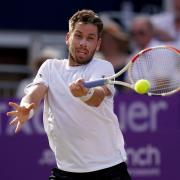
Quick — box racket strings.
[129,47,180,95]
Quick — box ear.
[65,32,70,46]
[96,38,102,51]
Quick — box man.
[130,15,162,53]
[95,18,130,92]
[7,10,131,180]
[151,0,180,47]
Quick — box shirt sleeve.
[89,60,116,96]
[24,59,51,94]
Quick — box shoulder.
[41,58,66,68]
[151,12,173,25]
[90,58,113,68]
[148,39,164,47]
[43,58,65,64]
[89,58,115,75]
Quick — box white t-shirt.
[26,58,127,172]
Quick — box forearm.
[20,94,38,110]
[84,86,111,107]
[69,79,111,107]
[20,84,48,110]
[7,84,47,133]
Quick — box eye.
[75,34,82,39]
[87,36,94,41]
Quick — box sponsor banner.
[114,93,180,180]
[0,94,179,180]
[0,98,56,180]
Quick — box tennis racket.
[84,45,180,96]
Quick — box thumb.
[76,78,84,84]
[27,103,35,111]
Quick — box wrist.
[101,86,111,96]
[20,102,31,108]
[20,102,35,119]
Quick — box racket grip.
[84,79,107,88]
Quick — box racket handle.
[84,79,107,88]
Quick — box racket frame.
[84,45,180,96]
[128,46,180,96]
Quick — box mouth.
[77,49,88,56]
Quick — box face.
[173,0,180,13]
[131,21,153,49]
[66,22,101,66]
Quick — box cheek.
[69,41,77,56]
[70,38,78,48]
[67,38,74,50]
[68,44,74,54]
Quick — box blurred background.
[0,0,179,179]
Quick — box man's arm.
[7,84,48,133]
[69,79,111,107]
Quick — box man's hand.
[7,102,35,133]
[69,78,111,107]
[69,78,89,97]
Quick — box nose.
[79,39,87,47]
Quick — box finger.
[76,80,85,88]
[6,111,17,116]
[75,80,87,90]
[69,82,74,90]
[15,121,23,134]
[77,85,86,93]
[27,103,35,111]
[74,84,81,91]
[8,102,20,109]
[77,83,88,94]
[9,117,18,125]
[70,83,80,91]
[78,83,87,91]
[76,78,84,84]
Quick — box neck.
[68,54,81,67]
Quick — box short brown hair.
[69,9,103,38]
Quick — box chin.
[78,58,92,65]
[76,55,92,64]
[70,53,93,65]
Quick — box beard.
[69,49,96,66]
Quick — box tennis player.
[7,9,132,180]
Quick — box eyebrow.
[75,30,97,37]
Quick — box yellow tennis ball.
[134,79,151,94]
